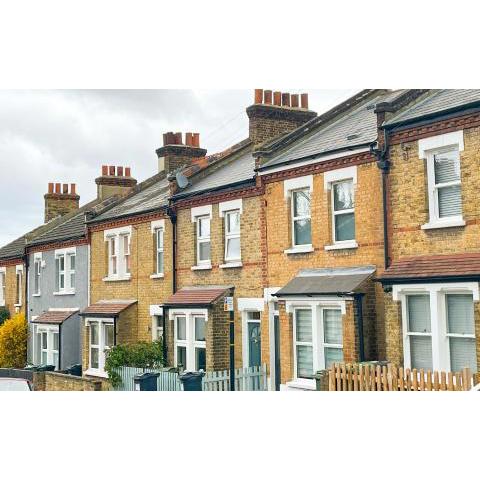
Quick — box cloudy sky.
[0,89,358,247]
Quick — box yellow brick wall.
[175,196,265,370]
[389,126,480,258]
[264,161,387,383]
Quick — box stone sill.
[282,379,316,391]
[103,275,132,282]
[191,264,212,271]
[53,291,75,296]
[84,368,109,378]
[284,245,314,255]
[324,241,358,251]
[421,218,466,230]
[219,262,242,269]
[149,273,165,279]
[32,293,41,297]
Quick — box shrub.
[105,340,163,387]
[0,313,28,368]
[0,307,9,326]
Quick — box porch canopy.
[32,310,78,324]
[379,253,480,284]
[163,286,232,307]
[79,300,137,317]
[274,266,376,298]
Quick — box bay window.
[294,308,314,378]
[173,310,207,371]
[34,325,59,369]
[87,319,114,375]
[323,308,344,368]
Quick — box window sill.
[53,291,75,296]
[219,262,243,269]
[191,264,212,271]
[84,368,108,378]
[325,240,358,251]
[14,304,22,308]
[32,293,41,297]
[149,273,164,279]
[284,245,314,255]
[0,302,4,307]
[103,275,131,282]
[421,218,466,230]
[284,379,316,391]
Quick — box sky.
[0,89,358,247]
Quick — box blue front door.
[248,322,261,367]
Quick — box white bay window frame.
[34,324,59,369]
[84,317,115,377]
[393,282,479,373]
[103,226,132,281]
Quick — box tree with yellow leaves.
[0,313,28,368]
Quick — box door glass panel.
[248,322,261,368]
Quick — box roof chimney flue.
[44,182,80,223]
[95,165,137,201]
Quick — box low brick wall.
[33,371,111,391]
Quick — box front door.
[248,322,261,367]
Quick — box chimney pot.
[55,183,61,194]
[117,166,124,177]
[254,89,263,104]
[193,133,200,148]
[109,166,115,176]
[62,183,68,194]
[71,183,76,195]
[102,165,108,176]
[264,90,272,105]
[185,132,193,146]
[48,183,54,194]
[282,93,291,107]
[273,91,281,106]
[175,132,183,145]
[125,167,131,177]
[291,94,299,108]
[301,93,309,109]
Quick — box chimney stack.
[247,89,317,150]
[95,165,138,201]
[44,183,80,223]
[156,132,207,174]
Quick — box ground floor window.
[87,319,114,374]
[152,315,163,341]
[34,325,59,369]
[292,303,344,380]
[173,310,207,371]
[395,284,478,373]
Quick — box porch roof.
[379,253,480,284]
[163,286,232,307]
[32,310,78,325]
[274,266,376,298]
[79,300,137,317]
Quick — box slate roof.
[260,90,407,170]
[163,286,231,306]
[80,300,137,316]
[275,266,376,297]
[90,172,170,223]
[32,310,78,324]
[384,90,480,127]
[379,254,480,283]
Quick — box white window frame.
[0,267,6,306]
[34,324,59,370]
[331,179,355,245]
[33,253,42,296]
[291,188,311,248]
[155,228,164,275]
[419,131,465,230]
[393,282,479,372]
[84,317,115,377]
[195,215,211,267]
[223,209,241,263]
[103,226,132,281]
[170,308,208,371]
[14,265,23,307]
[54,247,76,295]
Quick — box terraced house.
[378,90,480,381]
[165,90,316,387]
[255,89,428,390]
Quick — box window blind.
[410,336,433,370]
[438,185,462,217]
[450,338,477,373]
[296,309,312,342]
[407,295,431,333]
[323,309,342,344]
[434,152,462,218]
[324,347,343,369]
[447,294,474,335]
[296,345,313,378]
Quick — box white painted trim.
[284,245,314,255]
[149,304,164,316]
[323,165,357,190]
[418,130,464,159]
[191,204,212,222]
[149,273,165,279]
[48,307,79,312]
[421,218,466,230]
[219,199,243,216]
[259,147,370,176]
[150,219,165,233]
[33,252,43,261]
[15,264,23,273]
[285,298,347,315]
[191,264,212,271]
[237,298,265,312]
[241,310,262,369]
[103,274,132,282]
[54,246,76,256]
[283,175,313,198]
[103,225,132,240]
[325,240,358,251]
[283,379,316,391]
[392,282,480,302]
[219,262,243,269]
[264,287,281,303]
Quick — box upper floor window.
[33,255,42,295]
[15,266,23,306]
[224,210,241,262]
[332,179,355,243]
[196,215,211,265]
[155,228,164,275]
[291,189,311,247]
[419,131,465,230]
[104,226,132,280]
[55,249,76,294]
[0,268,5,306]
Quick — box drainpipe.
[165,206,177,366]
[58,323,62,370]
[354,293,365,362]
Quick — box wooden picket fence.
[203,364,268,391]
[328,363,474,391]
